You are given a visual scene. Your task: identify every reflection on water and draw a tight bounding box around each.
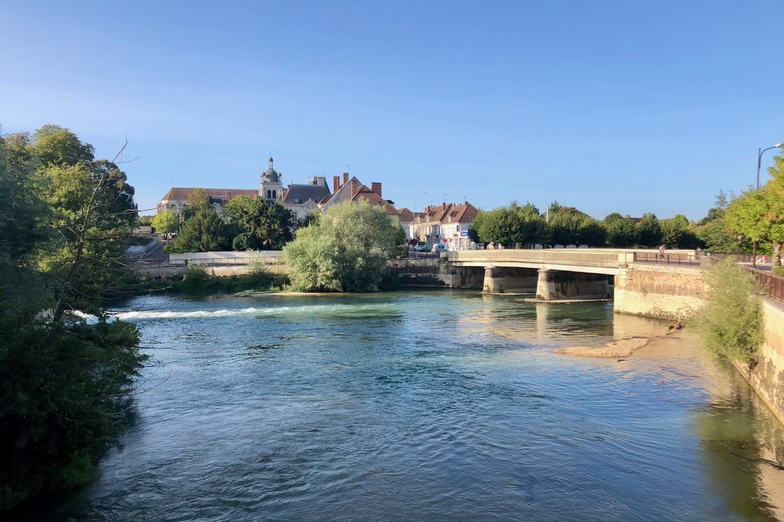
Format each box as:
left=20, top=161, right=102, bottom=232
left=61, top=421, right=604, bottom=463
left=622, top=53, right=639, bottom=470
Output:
left=13, top=291, right=784, bottom=521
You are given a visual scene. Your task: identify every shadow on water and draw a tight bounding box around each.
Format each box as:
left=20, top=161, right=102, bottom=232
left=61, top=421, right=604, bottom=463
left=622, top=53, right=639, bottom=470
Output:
left=694, top=362, right=784, bottom=521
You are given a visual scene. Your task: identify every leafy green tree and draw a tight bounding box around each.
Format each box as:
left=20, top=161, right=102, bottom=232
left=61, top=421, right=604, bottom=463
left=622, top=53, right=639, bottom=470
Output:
left=694, top=260, right=762, bottom=364
left=30, top=124, right=95, bottom=168
left=635, top=213, right=662, bottom=248
left=577, top=218, right=606, bottom=247
left=605, top=216, right=638, bottom=247
left=174, top=189, right=228, bottom=252
left=471, top=202, right=545, bottom=246
left=175, top=208, right=228, bottom=252
left=725, top=188, right=784, bottom=264
left=223, top=195, right=295, bottom=250
left=660, top=214, right=699, bottom=249
left=0, top=125, right=146, bottom=511
left=151, top=209, right=178, bottom=235
left=283, top=200, right=398, bottom=292
left=546, top=208, right=586, bottom=247
left=696, top=192, right=738, bottom=253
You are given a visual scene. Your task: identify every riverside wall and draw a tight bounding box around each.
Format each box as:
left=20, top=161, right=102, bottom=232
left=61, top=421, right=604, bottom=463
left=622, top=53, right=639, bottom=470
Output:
left=614, top=264, right=784, bottom=425
left=734, top=300, right=784, bottom=426
left=613, top=265, right=705, bottom=321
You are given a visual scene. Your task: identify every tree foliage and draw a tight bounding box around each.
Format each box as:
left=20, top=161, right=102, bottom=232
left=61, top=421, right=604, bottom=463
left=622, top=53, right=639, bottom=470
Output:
left=696, top=192, right=738, bottom=253
left=660, top=214, right=699, bottom=249
left=283, top=200, right=398, bottom=292
left=173, top=189, right=229, bottom=252
left=151, top=209, right=178, bottom=235
left=470, top=202, right=545, bottom=246
left=635, top=213, right=663, bottom=248
left=605, top=216, right=637, bottom=247
left=0, top=125, right=146, bottom=511
left=223, top=195, right=295, bottom=250
left=694, top=260, right=762, bottom=364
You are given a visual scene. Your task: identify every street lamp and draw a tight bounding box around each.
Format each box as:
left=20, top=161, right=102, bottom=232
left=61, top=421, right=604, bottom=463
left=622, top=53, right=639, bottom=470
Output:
left=413, top=191, right=427, bottom=211
left=757, top=144, right=783, bottom=189
left=412, top=191, right=427, bottom=244
left=752, top=143, right=783, bottom=267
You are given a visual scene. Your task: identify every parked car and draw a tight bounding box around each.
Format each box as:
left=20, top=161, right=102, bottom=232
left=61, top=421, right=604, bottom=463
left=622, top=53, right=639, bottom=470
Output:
left=413, top=244, right=431, bottom=252
left=431, top=243, right=448, bottom=252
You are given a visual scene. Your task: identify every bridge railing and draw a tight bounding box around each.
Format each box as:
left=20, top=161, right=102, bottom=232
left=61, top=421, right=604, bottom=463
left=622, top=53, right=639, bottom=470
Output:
left=450, top=249, right=629, bottom=267
left=450, top=248, right=701, bottom=269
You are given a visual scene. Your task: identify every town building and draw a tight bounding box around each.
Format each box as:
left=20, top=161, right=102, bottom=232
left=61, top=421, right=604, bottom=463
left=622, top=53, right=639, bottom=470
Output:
left=156, top=157, right=330, bottom=220
left=321, top=173, right=404, bottom=228
left=411, top=201, right=479, bottom=250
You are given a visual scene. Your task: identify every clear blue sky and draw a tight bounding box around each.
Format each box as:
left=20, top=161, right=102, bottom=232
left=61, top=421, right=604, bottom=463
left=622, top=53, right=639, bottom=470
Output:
left=2, top=0, right=782, bottom=220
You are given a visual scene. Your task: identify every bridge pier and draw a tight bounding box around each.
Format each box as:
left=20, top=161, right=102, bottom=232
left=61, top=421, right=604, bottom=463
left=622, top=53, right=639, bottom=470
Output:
left=482, top=266, right=538, bottom=294
left=535, top=268, right=611, bottom=300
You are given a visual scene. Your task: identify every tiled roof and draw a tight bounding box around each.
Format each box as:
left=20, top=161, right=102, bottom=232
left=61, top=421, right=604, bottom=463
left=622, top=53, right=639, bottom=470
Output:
left=160, top=187, right=258, bottom=202
left=414, top=202, right=478, bottom=225
left=280, top=184, right=331, bottom=205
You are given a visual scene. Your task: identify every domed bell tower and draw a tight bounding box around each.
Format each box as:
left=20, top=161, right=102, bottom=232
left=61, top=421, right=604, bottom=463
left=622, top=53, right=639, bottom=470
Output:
left=259, top=156, right=283, bottom=201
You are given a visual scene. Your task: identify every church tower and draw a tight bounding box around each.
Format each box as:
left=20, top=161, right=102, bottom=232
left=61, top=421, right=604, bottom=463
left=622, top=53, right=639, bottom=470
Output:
left=259, top=156, right=284, bottom=201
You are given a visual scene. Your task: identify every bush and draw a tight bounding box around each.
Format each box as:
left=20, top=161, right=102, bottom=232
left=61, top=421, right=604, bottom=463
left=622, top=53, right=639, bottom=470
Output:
left=693, top=260, right=763, bottom=364
left=772, top=266, right=784, bottom=277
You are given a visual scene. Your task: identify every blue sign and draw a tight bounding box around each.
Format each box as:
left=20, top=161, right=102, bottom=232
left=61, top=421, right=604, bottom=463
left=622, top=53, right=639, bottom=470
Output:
left=460, top=231, right=469, bottom=237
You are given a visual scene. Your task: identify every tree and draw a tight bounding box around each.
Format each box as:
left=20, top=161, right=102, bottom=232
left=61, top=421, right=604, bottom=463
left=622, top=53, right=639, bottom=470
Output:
left=30, top=124, right=94, bottom=168
left=635, top=213, right=662, bottom=248
left=725, top=188, right=784, bottom=264
left=0, top=125, right=146, bottom=511
left=605, top=216, right=638, bottom=247
left=546, top=207, right=586, bottom=247
left=151, top=209, right=178, bottom=236
left=173, top=189, right=228, bottom=252
left=470, top=202, right=545, bottom=247
left=577, top=218, right=606, bottom=247
left=223, top=195, right=295, bottom=250
left=283, top=200, right=398, bottom=292
left=696, top=192, right=738, bottom=253
left=660, top=215, right=699, bottom=249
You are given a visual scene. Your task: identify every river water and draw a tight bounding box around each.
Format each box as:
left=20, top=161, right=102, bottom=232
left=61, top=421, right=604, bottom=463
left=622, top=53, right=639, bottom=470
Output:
left=24, top=291, right=784, bottom=521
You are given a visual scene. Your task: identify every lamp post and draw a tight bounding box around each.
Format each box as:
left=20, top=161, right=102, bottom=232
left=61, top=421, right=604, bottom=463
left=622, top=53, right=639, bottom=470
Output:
left=757, top=144, right=783, bottom=189
left=413, top=191, right=427, bottom=211
left=752, top=143, right=783, bottom=267
left=412, top=191, right=427, bottom=243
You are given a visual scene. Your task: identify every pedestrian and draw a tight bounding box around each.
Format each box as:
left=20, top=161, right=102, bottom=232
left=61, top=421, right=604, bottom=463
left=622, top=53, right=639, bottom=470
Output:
left=659, top=244, right=665, bottom=258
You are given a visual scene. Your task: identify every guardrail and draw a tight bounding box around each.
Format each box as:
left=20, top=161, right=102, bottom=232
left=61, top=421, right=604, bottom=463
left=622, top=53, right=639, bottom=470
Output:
left=745, top=267, right=784, bottom=302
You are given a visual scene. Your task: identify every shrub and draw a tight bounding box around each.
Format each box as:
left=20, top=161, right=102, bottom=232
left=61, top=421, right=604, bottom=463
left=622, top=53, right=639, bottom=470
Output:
left=693, top=260, right=763, bottom=364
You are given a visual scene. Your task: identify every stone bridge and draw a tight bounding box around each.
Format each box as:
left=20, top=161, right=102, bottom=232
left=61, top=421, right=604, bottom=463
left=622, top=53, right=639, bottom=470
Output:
left=439, top=248, right=705, bottom=319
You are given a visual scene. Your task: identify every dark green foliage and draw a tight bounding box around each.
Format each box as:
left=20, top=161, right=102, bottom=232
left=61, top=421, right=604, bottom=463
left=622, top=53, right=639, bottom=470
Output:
left=635, top=213, right=662, bottom=247
left=471, top=202, right=545, bottom=246
left=605, top=216, right=638, bottom=247
left=0, top=318, right=146, bottom=511
left=223, top=195, right=295, bottom=251
left=577, top=219, right=606, bottom=247
left=694, top=261, right=762, bottom=364
left=174, top=207, right=229, bottom=252
left=0, top=124, right=146, bottom=511
left=660, top=215, right=700, bottom=249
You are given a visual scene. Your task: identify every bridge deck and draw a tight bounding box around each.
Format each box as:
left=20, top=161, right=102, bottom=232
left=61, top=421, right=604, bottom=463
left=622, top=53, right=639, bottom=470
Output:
left=448, top=248, right=699, bottom=275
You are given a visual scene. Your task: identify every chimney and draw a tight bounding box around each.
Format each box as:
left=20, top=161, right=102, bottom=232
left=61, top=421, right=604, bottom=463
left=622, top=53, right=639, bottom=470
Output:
left=333, top=175, right=340, bottom=193
left=371, top=182, right=382, bottom=198
left=343, top=172, right=349, bottom=185
left=350, top=179, right=359, bottom=197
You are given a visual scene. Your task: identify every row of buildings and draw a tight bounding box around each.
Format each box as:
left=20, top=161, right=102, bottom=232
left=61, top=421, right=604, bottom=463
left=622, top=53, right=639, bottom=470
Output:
left=157, top=157, right=479, bottom=250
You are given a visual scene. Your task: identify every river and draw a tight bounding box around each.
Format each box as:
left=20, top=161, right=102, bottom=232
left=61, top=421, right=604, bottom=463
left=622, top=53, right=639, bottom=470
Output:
left=20, top=291, right=784, bottom=521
